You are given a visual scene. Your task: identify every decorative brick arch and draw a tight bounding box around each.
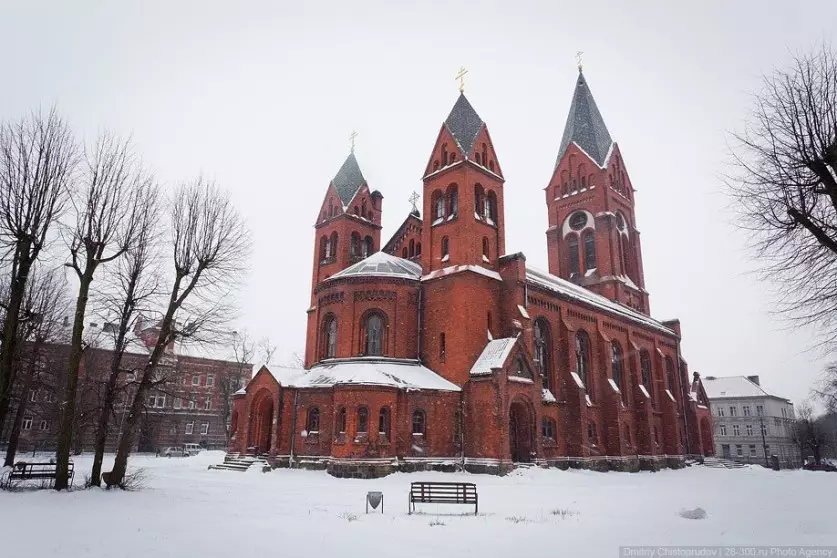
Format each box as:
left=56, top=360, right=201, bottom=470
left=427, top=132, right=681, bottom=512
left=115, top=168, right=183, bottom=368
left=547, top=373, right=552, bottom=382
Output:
left=509, top=396, right=536, bottom=463
left=248, top=388, right=274, bottom=455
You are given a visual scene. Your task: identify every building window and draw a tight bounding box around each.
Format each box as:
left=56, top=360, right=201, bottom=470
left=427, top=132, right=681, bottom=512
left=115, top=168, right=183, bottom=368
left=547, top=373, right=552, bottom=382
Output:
left=322, top=314, right=337, bottom=359
left=640, top=350, right=652, bottom=392
left=736, top=444, right=743, bottom=457
left=439, top=332, right=446, bottom=361
left=743, top=405, right=751, bottom=416
left=447, top=184, right=458, bottom=217
left=485, top=191, right=497, bottom=224
left=733, top=424, right=740, bottom=436
left=717, top=406, right=725, bottom=417
left=201, top=422, right=209, bottom=435
left=409, top=239, right=415, bottom=258
left=746, top=424, right=753, bottom=436
left=761, top=423, right=768, bottom=436
left=378, top=407, right=390, bottom=438
left=575, top=330, right=591, bottom=390
left=756, top=405, right=763, bottom=416
left=364, top=312, right=385, bottom=356
left=189, top=398, right=196, bottom=410
left=729, top=406, right=737, bottom=417
left=412, top=409, right=426, bottom=436
left=665, top=357, right=676, bottom=393
left=29, top=390, right=37, bottom=403
left=482, top=236, right=489, bottom=260
left=205, top=374, right=215, bottom=387
left=204, top=398, right=211, bottom=411
left=434, top=191, right=445, bottom=220
left=307, top=408, right=320, bottom=433
left=192, top=375, right=200, bottom=387
left=583, top=230, right=597, bottom=271
left=169, top=423, right=177, bottom=435
left=402, top=247, right=408, bottom=258
left=534, top=319, right=550, bottom=390
left=357, top=407, right=369, bottom=434
left=351, top=231, right=360, bottom=258
left=541, top=418, right=555, bottom=441
left=474, top=184, right=485, bottom=217
left=719, top=424, right=727, bottom=436
left=611, top=341, right=624, bottom=395
left=567, top=234, right=580, bottom=279
left=337, top=407, right=347, bottom=434
left=185, top=422, right=194, bottom=435
left=39, top=420, right=49, bottom=432
left=749, top=444, right=757, bottom=457
left=441, top=236, right=449, bottom=259
left=174, top=398, right=182, bottom=409
left=363, top=236, right=373, bottom=257
left=153, top=395, right=166, bottom=408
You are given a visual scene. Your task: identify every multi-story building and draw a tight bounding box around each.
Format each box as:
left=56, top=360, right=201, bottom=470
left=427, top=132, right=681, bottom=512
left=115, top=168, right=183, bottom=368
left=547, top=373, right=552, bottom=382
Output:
left=703, top=375, right=799, bottom=468
left=229, top=68, right=715, bottom=477
left=1, top=318, right=251, bottom=455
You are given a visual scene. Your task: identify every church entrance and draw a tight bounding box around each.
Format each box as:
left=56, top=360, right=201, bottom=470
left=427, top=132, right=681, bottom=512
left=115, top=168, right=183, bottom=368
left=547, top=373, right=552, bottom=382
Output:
left=509, top=399, right=534, bottom=463
left=249, top=390, right=274, bottom=455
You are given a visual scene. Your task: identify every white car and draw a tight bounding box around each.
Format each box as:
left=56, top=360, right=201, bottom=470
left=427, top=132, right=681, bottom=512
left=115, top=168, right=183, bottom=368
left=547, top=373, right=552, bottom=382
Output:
left=161, top=447, right=188, bottom=458
left=183, top=444, right=202, bottom=455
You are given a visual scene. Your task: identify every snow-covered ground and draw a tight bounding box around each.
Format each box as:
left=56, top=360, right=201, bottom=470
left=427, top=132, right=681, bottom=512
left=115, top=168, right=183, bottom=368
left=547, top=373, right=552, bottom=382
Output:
left=1, top=451, right=835, bottom=557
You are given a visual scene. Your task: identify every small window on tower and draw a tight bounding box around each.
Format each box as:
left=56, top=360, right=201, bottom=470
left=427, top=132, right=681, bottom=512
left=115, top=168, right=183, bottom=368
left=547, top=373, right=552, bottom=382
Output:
left=441, top=236, right=449, bottom=260
left=482, top=237, right=489, bottom=261
left=439, top=332, right=446, bottom=361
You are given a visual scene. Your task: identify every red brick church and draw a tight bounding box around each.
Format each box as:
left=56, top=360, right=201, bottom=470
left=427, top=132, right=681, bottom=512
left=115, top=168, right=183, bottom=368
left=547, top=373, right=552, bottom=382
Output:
left=229, top=69, right=715, bottom=476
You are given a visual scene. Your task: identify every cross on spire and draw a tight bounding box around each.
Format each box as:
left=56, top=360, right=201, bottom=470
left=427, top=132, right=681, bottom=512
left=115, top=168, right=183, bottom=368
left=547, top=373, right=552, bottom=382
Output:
left=455, top=66, right=468, bottom=93
left=409, top=191, right=420, bottom=213
left=576, top=51, right=584, bottom=72
left=349, top=130, right=358, bottom=152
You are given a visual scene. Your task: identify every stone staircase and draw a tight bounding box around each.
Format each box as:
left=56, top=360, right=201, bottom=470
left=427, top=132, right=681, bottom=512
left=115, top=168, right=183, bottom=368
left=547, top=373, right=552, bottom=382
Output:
left=701, top=457, right=750, bottom=469
left=209, top=452, right=268, bottom=472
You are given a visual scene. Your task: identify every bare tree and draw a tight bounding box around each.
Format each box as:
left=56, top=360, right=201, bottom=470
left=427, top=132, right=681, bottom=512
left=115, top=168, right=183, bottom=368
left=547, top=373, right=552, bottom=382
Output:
left=791, top=401, right=831, bottom=464
left=0, top=109, right=76, bottom=435
left=220, top=330, right=254, bottom=441
left=54, top=133, right=153, bottom=490
left=105, top=179, right=249, bottom=488
left=3, top=267, right=70, bottom=466
left=257, top=336, right=277, bottom=366
left=814, top=363, right=837, bottom=414
left=88, top=185, right=160, bottom=486
left=729, top=44, right=837, bottom=345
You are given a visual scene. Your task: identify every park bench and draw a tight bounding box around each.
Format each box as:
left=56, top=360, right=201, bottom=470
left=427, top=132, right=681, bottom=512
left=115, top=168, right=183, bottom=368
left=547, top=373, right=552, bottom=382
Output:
left=408, top=481, right=478, bottom=515
left=2, top=461, right=73, bottom=488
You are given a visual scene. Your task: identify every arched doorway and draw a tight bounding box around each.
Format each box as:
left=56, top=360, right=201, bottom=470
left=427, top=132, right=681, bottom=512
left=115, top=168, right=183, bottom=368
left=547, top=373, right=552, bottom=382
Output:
left=249, top=390, right=274, bottom=455
left=509, top=398, right=535, bottom=463
left=700, top=417, right=713, bottom=456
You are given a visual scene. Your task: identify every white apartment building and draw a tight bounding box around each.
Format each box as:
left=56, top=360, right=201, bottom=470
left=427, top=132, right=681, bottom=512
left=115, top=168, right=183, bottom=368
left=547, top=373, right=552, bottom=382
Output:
left=703, top=375, right=799, bottom=468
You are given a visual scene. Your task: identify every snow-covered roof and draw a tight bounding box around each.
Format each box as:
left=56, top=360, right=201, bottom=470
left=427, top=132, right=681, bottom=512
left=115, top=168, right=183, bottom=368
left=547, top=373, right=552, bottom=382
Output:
left=422, top=264, right=502, bottom=283
left=702, top=376, right=784, bottom=400
left=555, top=71, right=614, bottom=169
left=471, top=338, right=517, bottom=375
left=261, top=358, right=459, bottom=392
left=328, top=251, right=421, bottom=281
left=542, top=388, right=557, bottom=403
left=525, top=266, right=674, bottom=336
left=254, top=363, right=305, bottom=386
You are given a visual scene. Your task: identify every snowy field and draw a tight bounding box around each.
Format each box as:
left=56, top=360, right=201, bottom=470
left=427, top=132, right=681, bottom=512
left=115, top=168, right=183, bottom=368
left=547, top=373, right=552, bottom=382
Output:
left=1, top=451, right=836, bottom=557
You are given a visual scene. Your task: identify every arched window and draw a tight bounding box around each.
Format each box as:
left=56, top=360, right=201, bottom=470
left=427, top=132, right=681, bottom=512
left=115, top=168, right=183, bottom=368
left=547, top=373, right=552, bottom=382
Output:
left=364, top=312, right=385, bottom=356
left=353, top=206, right=359, bottom=216
left=441, top=143, right=448, bottom=166
left=482, top=237, right=489, bottom=260
left=567, top=234, right=580, bottom=278
left=433, top=160, right=439, bottom=171
left=439, top=332, right=446, bottom=361
left=306, top=408, right=320, bottom=433
left=363, top=236, right=373, bottom=257
left=416, top=242, right=422, bottom=256
left=319, top=235, right=328, bottom=262
left=350, top=232, right=360, bottom=258
left=447, top=184, right=458, bottom=217
left=640, top=350, right=652, bottom=391
left=409, top=239, right=415, bottom=257
left=357, top=407, right=368, bottom=434
left=489, top=160, right=495, bottom=172
left=441, top=236, right=449, bottom=259
left=361, top=199, right=367, bottom=218
left=329, top=232, right=338, bottom=259
left=321, top=315, right=337, bottom=359
left=433, top=191, right=445, bottom=221
left=583, top=230, right=597, bottom=272
left=665, top=356, right=676, bottom=393
left=534, top=319, right=550, bottom=390
left=611, top=341, right=624, bottom=395
left=486, top=191, right=497, bottom=224
left=575, top=330, right=591, bottom=390
left=412, top=409, right=426, bottom=436
left=450, top=152, right=456, bottom=162
left=336, top=407, right=347, bottom=434
left=378, top=407, right=390, bottom=437
left=474, top=184, right=485, bottom=217
left=482, top=143, right=488, bottom=167
left=402, top=247, right=408, bottom=258
left=541, top=417, right=555, bottom=441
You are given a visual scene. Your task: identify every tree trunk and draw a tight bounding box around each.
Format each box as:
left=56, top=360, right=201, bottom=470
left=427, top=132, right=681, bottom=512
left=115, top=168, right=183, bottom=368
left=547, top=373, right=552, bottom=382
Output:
left=90, top=372, right=120, bottom=487
left=0, top=249, right=34, bottom=435
left=3, top=341, right=41, bottom=467
left=54, top=269, right=94, bottom=490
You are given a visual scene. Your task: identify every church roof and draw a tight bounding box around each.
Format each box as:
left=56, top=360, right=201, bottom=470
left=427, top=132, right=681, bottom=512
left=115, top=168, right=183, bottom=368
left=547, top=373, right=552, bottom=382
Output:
left=331, top=152, right=367, bottom=208
left=327, top=251, right=422, bottom=281
left=470, top=337, right=518, bottom=375
left=382, top=210, right=422, bottom=254
left=555, top=71, right=614, bottom=169
left=444, top=93, right=484, bottom=157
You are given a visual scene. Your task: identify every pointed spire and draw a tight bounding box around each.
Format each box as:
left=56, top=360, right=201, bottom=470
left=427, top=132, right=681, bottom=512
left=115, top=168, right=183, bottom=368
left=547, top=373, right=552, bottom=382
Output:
left=555, top=71, right=613, bottom=168
left=331, top=152, right=366, bottom=207
left=444, top=93, right=484, bottom=157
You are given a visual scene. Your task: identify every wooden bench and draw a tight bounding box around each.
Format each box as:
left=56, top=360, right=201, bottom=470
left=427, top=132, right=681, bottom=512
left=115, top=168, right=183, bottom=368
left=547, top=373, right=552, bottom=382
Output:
left=2, top=462, right=73, bottom=488
left=409, top=481, right=478, bottom=515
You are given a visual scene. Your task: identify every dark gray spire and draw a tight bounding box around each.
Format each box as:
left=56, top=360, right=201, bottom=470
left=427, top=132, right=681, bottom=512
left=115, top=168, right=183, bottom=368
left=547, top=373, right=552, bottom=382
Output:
left=444, top=93, right=484, bottom=157
left=555, top=71, right=613, bottom=168
left=331, top=152, right=366, bottom=207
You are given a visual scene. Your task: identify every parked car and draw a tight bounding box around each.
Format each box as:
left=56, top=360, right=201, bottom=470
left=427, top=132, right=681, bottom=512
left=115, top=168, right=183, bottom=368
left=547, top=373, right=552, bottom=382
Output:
left=161, top=447, right=189, bottom=458
left=184, top=443, right=202, bottom=455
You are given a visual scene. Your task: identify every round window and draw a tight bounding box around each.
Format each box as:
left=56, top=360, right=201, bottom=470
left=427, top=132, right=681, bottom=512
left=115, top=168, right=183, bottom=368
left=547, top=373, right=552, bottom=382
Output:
left=569, top=212, right=588, bottom=231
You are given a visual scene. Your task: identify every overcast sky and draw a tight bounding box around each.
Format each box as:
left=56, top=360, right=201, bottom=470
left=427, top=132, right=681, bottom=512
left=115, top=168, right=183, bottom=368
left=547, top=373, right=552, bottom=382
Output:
left=2, top=1, right=835, bottom=407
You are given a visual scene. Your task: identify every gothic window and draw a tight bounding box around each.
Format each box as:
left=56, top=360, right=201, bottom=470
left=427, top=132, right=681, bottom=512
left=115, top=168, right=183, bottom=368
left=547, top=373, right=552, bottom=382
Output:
left=329, top=232, right=338, bottom=259
left=416, top=242, right=422, bottom=256
left=357, top=407, right=369, bottom=434
left=361, top=199, right=367, bottom=218
left=482, top=236, right=489, bottom=260
left=485, top=191, right=497, bottom=224
left=378, top=407, right=390, bottom=437
left=474, top=184, right=485, bottom=217
left=665, top=357, right=676, bottom=393
left=534, top=319, right=551, bottom=390
left=482, top=143, right=488, bottom=167
left=319, top=235, right=328, bottom=262
left=447, top=184, right=459, bottom=217
left=475, top=152, right=481, bottom=165
left=412, top=409, right=426, bottom=436
left=321, top=315, right=337, bottom=359
left=434, top=191, right=445, bottom=221
left=567, top=234, right=580, bottom=279
left=439, top=332, right=446, bottom=361
left=307, top=408, right=320, bottom=433
left=364, top=312, right=385, bottom=356
left=402, top=247, right=408, bottom=258
left=611, top=341, right=624, bottom=395
left=583, top=230, right=597, bottom=271
left=575, top=330, right=591, bottom=390
left=337, top=407, right=347, bottom=434
left=541, top=417, right=556, bottom=441
left=363, top=236, right=373, bottom=257
left=640, top=350, right=653, bottom=392
left=441, top=236, right=449, bottom=259
left=350, top=232, right=360, bottom=258
left=409, top=239, right=415, bottom=257
left=441, top=143, right=448, bottom=166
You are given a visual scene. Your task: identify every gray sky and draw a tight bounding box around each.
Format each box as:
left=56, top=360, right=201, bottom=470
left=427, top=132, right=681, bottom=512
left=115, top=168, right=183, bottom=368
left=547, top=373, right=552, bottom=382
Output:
left=2, top=0, right=835, bottom=407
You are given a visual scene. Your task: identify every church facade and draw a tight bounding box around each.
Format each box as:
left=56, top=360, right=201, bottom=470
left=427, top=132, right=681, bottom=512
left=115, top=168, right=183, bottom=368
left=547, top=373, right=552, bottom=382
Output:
left=229, top=70, right=715, bottom=476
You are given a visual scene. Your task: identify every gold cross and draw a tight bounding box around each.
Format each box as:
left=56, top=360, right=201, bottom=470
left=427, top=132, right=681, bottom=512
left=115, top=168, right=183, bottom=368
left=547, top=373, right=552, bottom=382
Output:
left=576, top=51, right=584, bottom=72
left=349, top=130, right=358, bottom=152
left=408, top=191, right=420, bottom=213
left=455, top=66, right=468, bottom=93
